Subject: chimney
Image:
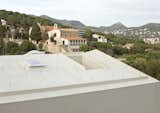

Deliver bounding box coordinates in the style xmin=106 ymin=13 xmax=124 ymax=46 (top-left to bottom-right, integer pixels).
xmin=54 ymin=23 xmax=58 ymax=29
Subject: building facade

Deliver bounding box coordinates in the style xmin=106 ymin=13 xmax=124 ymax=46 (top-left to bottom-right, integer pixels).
xmin=43 ymin=24 xmax=87 ymax=52
xmin=1 ymin=19 xmax=7 ymax=26
xmin=92 ymin=34 xmax=107 ymax=43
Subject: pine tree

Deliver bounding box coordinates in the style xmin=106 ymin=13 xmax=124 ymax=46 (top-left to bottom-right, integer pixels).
xmin=30 ymin=23 xmax=41 ymax=44
xmin=0 ymin=38 xmax=5 ymax=55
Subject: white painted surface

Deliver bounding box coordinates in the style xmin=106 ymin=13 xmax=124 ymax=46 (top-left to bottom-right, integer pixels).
xmin=0 ymin=50 xmax=155 ymax=94
xmin=0 ymin=82 xmax=159 ymax=113
xmin=92 ymin=34 xmax=107 ymax=43
xmin=0 ymin=50 xmax=159 ymax=113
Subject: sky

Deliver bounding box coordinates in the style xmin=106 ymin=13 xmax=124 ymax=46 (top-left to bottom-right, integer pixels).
xmin=0 ymin=0 xmax=160 ymax=27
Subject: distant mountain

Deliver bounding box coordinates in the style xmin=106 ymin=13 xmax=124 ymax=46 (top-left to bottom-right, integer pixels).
xmin=99 ymin=22 xmax=127 ymax=32
xmin=40 ymin=15 xmax=85 ymax=28
xmin=1 ymin=9 xmax=160 ymax=39
xmin=41 ymin=15 xmax=160 ymax=38
xmin=0 ymin=10 xmax=69 ymax=30
xmin=140 ymin=23 xmax=160 ymax=31
xmin=97 ymin=23 xmax=160 ymax=38
xmin=103 ymin=23 xmax=160 ymax=38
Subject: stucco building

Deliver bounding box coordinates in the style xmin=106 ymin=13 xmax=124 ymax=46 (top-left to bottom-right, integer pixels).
xmin=41 ymin=24 xmax=87 ymax=52
xmin=92 ymin=34 xmax=107 ymax=43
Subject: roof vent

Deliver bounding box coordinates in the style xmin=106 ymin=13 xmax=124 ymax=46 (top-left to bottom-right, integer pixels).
xmin=54 ymin=23 xmax=58 ymax=29
xmin=24 ymin=59 xmax=46 ymax=68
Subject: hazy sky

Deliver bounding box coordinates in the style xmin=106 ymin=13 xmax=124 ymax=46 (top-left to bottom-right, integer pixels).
xmin=0 ymin=0 xmax=160 ymax=27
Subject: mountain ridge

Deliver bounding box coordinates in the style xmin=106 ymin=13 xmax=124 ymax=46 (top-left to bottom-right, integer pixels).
xmin=40 ymin=15 xmax=160 ymax=38
xmin=41 ymin=15 xmax=160 ymax=29
xmin=40 ymin=15 xmax=85 ymax=28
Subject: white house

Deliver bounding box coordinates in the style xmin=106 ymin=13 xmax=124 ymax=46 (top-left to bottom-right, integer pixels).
xmin=92 ymin=34 xmax=107 ymax=43
xmin=0 ymin=50 xmax=159 ymax=113
xmin=1 ymin=19 xmax=7 ymax=26
xmin=45 ymin=24 xmax=87 ymax=52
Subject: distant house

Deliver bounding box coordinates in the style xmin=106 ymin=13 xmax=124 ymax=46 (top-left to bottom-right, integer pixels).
xmin=122 ymin=43 xmax=134 ymax=50
xmin=92 ymin=34 xmax=107 ymax=43
xmin=1 ymin=19 xmax=7 ymax=26
xmin=143 ymin=38 xmax=160 ymax=44
xmin=40 ymin=25 xmax=55 ymax=33
xmin=43 ymin=24 xmax=87 ymax=52
xmin=61 ymin=36 xmax=86 ymax=52
xmin=9 ymin=26 xmax=16 ymax=41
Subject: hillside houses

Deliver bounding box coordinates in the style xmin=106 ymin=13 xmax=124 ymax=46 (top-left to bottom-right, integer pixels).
xmin=1 ymin=18 xmax=86 ymax=53
xmin=92 ymin=34 xmax=107 ymax=43
xmin=143 ymin=37 xmax=160 ymax=44
xmin=0 ymin=18 xmax=27 ymax=43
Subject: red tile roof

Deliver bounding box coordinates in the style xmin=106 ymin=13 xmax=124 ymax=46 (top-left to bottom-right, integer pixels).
xmin=63 ymin=37 xmax=86 ymax=41
xmin=60 ymin=28 xmax=79 ymax=32
xmin=40 ymin=26 xmax=79 ymax=32
xmin=40 ymin=26 xmax=55 ymax=32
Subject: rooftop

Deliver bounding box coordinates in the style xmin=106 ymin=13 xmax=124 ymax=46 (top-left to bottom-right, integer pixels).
xmin=40 ymin=25 xmax=79 ymax=32
xmin=40 ymin=26 xmax=55 ymax=32
xmin=0 ymin=50 xmax=158 ymax=103
xmin=60 ymin=28 xmax=79 ymax=32
xmin=63 ymin=36 xmax=86 ymax=40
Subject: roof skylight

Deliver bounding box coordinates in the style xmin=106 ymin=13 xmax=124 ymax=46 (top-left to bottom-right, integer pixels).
xmin=25 ymin=59 xmax=46 ymax=68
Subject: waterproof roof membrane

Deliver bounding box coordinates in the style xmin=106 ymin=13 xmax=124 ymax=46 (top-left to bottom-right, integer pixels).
xmin=0 ymin=50 xmax=158 ymax=103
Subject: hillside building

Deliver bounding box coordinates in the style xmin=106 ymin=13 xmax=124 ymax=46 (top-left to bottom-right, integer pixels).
xmin=143 ymin=37 xmax=160 ymax=44
xmin=41 ymin=24 xmax=87 ymax=52
xmin=1 ymin=19 xmax=7 ymax=26
xmin=92 ymin=34 xmax=107 ymax=43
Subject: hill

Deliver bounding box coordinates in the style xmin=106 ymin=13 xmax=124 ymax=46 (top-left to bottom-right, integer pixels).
xmin=0 ymin=10 xmax=68 ymax=29
xmin=98 ymin=23 xmax=160 ymax=38
xmin=40 ymin=15 xmax=85 ymax=28
xmin=1 ymin=10 xmax=160 ymax=39
xmin=41 ymin=15 xmax=160 ymax=39
xmin=99 ymin=22 xmax=127 ymax=32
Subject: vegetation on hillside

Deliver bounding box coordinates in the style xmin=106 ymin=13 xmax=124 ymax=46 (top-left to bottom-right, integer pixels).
xmin=20 ymin=40 xmax=36 ymax=54
xmin=0 ymin=10 xmax=68 ymax=28
xmin=30 ymin=23 xmax=42 ymax=43
xmin=0 ymin=10 xmax=69 ymax=42
xmin=0 ymin=39 xmax=36 ymax=55
xmin=81 ymin=29 xmax=160 ymax=80
xmin=0 ymin=10 xmax=69 ymax=54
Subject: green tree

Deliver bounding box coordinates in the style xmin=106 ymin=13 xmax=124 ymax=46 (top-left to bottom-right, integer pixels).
xmin=15 ymin=28 xmax=28 ymax=40
xmin=38 ymin=43 xmax=43 ymax=51
xmin=0 ymin=25 xmax=6 ymax=38
xmin=6 ymin=41 xmax=19 ymax=55
xmin=7 ymin=15 xmax=17 ymax=26
xmin=125 ymin=53 xmax=160 ymax=80
xmin=30 ymin=23 xmax=42 ymax=44
xmin=42 ymin=32 xmax=49 ymax=41
xmin=83 ymin=29 xmax=93 ymax=40
xmin=20 ymin=40 xmax=36 ymax=54
xmin=80 ymin=45 xmax=92 ymax=52
xmin=0 ymin=38 xmax=5 ymax=55
xmin=130 ymin=42 xmax=148 ymax=54
xmin=112 ymin=46 xmax=128 ymax=56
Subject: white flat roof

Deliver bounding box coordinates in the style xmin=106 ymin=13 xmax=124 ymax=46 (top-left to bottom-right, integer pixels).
xmin=0 ymin=50 xmax=158 ymax=103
